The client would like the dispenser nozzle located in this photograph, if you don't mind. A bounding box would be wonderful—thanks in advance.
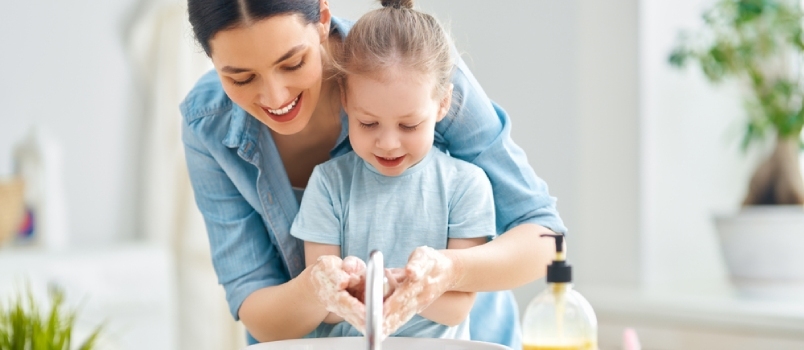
[540,233,564,253]
[540,233,571,283]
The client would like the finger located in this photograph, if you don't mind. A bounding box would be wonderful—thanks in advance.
[342,256,366,275]
[336,288,364,310]
[405,247,437,281]
[387,267,407,282]
[382,297,416,337]
[311,265,350,297]
[384,269,400,296]
[381,281,422,334]
[333,290,366,326]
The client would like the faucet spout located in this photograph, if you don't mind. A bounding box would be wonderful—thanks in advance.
[366,250,384,350]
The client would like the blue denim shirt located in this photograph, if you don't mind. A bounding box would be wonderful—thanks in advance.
[180,16,566,349]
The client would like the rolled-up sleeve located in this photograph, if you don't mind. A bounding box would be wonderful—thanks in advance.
[435,56,567,235]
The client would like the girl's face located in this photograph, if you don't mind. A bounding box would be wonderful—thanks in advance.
[343,68,452,177]
[209,14,329,135]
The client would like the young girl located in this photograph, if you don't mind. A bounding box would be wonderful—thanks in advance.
[290,0,494,339]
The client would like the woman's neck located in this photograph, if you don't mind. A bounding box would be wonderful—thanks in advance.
[270,61,342,188]
[269,34,345,187]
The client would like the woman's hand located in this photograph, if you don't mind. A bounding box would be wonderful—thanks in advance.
[309,255,367,332]
[381,246,459,337]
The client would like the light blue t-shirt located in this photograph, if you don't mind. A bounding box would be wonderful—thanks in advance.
[291,147,496,339]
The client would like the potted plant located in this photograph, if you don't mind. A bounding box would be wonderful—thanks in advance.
[669,0,804,298]
[0,286,103,349]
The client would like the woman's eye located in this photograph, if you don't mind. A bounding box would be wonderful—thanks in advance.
[359,122,377,129]
[231,75,254,86]
[284,59,305,71]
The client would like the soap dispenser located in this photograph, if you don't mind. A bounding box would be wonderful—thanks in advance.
[522,233,598,350]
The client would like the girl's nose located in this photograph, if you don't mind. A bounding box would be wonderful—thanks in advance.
[376,128,401,150]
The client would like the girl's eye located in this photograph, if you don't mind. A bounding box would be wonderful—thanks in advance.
[284,59,305,71]
[359,122,377,129]
[232,75,255,86]
[400,123,420,131]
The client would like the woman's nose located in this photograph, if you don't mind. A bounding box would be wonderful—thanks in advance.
[258,76,289,109]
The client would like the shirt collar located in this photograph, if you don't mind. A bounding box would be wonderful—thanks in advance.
[223,106,261,162]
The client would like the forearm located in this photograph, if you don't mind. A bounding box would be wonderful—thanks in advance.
[418,291,476,326]
[443,223,557,292]
[239,267,328,342]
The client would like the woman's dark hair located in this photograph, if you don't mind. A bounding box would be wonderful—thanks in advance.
[188,0,320,56]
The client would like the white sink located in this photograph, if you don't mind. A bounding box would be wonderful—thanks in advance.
[245,337,511,350]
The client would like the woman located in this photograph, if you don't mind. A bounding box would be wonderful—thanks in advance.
[180,0,567,347]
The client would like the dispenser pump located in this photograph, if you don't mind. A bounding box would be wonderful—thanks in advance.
[541,233,571,283]
[522,233,599,350]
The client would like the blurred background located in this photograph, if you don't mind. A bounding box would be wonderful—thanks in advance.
[1,0,803,349]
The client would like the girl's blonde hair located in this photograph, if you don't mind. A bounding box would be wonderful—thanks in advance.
[335,0,454,99]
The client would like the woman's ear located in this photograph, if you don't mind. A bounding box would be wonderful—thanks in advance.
[318,0,332,42]
[436,84,454,122]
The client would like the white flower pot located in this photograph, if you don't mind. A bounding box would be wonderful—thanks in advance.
[714,205,804,299]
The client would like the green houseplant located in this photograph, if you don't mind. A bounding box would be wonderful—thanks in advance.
[669,0,804,298]
[0,286,103,349]
[669,0,804,205]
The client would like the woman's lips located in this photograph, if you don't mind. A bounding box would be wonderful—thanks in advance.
[262,93,302,123]
[375,155,405,167]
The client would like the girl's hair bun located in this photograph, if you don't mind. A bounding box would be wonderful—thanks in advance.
[380,0,414,9]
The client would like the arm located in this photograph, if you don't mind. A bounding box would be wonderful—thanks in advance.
[182,116,328,342]
[434,54,568,290]
[417,237,486,326]
[443,223,557,292]
[239,268,331,341]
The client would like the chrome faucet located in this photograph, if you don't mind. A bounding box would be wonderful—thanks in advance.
[366,250,384,350]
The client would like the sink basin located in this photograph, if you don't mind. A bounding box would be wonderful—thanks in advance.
[244,337,511,350]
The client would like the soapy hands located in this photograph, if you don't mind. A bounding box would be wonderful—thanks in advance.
[382,246,456,337]
[310,246,457,339]
[309,255,368,333]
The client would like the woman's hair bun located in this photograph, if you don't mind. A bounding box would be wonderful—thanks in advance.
[380,0,414,9]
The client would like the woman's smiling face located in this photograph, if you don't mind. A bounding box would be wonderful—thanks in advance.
[209,14,329,135]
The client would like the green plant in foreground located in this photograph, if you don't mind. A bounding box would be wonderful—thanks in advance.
[669,0,804,205]
[0,286,103,350]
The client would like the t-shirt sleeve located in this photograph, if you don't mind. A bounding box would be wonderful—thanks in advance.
[290,166,342,246]
[447,166,496,240]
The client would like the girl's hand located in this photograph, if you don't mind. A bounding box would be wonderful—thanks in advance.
[381,246,458,338]
[384,268,405,300]
[309,255,367,332]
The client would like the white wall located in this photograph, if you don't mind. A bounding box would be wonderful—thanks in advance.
[0,0,142,245]
[641,0,761,288]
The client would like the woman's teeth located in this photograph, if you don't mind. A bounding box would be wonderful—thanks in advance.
[267,96,299,115]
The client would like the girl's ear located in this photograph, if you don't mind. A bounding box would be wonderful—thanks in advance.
[436,84,454,122]
[318,0,332,42]
[340,82,349,110]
